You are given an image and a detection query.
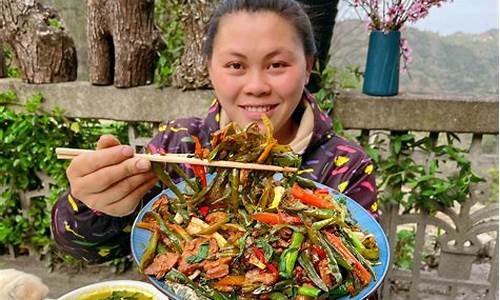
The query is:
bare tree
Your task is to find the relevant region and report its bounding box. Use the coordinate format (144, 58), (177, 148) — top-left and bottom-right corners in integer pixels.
(0, 0), (77, 83)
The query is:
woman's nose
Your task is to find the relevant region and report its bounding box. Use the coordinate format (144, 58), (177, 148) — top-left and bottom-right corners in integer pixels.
(243, 70), (271, 96)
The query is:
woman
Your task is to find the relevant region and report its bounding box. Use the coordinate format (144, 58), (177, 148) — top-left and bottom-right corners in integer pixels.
(52, 0), (376, 264)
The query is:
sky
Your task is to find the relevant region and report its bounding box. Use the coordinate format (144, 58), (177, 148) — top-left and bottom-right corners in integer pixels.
(339, 0), (499, 35)
(410, 0), (499, 35)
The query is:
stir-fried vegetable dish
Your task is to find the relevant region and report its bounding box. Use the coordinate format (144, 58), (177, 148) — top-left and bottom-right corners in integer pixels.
(138, 116), (380, 300)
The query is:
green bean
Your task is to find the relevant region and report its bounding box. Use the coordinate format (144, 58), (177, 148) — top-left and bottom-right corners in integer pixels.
(231, 168), (240, 211)
(320, 233), (353, 271)
(318, 235), (343, 284)
(139, 228), (159, 272)
(297, 286), (322, 297)
(170, 163), (199, 193)
(312, 217), (336, 231)
(279, 232), (304, 277)
(195, 217), (229, 235)
(298, 250), (328, 292)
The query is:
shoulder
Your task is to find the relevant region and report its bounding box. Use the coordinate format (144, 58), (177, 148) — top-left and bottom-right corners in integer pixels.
(302, 133), (373, 181)
(147, 117), (212, 154)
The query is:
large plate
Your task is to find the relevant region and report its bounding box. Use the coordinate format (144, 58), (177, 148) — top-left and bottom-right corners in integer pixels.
(131, 173), (390, 299)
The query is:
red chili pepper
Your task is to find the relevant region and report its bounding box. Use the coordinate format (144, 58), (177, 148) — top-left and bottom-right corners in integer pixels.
(312, 245), (327, 260)
(253, 247), (266, 263)
(314, 188), (330, 195)
(200, 206), (209, 217)
(191, 135), (207, 188)
(291, 184), (335, 209)
(251, 212), (302, 225)
(267, 262), (278, 274)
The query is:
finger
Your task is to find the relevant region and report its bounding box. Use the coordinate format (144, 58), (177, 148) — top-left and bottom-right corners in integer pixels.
(77, 157), (153, 193)
(96, 135), (121, 150)
(68, 145), (135, 178)
(82, 171), (156, 210)
(87, 171), (157, 208)
(102, 176), (159, 217)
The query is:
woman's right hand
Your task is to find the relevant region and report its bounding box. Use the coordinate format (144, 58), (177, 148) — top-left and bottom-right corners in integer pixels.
(66, 135), (158, 217)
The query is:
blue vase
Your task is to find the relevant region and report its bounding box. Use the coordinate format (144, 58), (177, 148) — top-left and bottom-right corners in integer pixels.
(362, 30), (401, 96)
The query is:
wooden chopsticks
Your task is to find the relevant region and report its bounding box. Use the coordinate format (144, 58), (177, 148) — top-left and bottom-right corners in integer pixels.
(55, 147), (298, 173)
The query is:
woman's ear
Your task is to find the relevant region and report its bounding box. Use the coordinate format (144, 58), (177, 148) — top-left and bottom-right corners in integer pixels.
(305, 56), (315, 85)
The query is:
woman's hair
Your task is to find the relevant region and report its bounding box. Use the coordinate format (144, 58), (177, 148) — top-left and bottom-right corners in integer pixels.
(203, 0), (316, 59)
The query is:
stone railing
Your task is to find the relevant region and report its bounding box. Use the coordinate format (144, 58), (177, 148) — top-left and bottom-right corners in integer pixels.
(1, 79), (498, 299)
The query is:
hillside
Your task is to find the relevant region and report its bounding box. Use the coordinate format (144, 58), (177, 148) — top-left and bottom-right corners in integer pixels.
(329, 20), (499, 95)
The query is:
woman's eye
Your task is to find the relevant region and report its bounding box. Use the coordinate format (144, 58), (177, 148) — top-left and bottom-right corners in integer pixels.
(228, 62), (242, 69)
(269, 62), (287, 69)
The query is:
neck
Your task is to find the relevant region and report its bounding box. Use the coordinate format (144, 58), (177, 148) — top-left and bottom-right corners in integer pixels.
(274, 118), (299, 145)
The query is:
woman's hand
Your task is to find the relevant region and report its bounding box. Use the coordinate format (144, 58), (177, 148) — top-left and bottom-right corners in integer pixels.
(66, 135), (158, 217)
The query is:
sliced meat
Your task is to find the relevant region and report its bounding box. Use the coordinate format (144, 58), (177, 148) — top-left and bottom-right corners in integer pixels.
(205, 211), (228, 224)
(203, 257), (232, 280)
(144, 252), (180, 279)
(205, 264), (230, 279)
(245, 268), (278, 286)
(179, 238), (209, 275)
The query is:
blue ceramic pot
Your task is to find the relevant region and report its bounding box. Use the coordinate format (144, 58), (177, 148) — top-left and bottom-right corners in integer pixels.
(362, 30), (401, 96)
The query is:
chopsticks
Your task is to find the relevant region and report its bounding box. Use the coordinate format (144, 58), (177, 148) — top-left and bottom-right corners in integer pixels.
(55, 147), (298, 173)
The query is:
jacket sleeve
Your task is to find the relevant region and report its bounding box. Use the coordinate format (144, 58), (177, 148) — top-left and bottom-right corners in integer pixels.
(51, 190), (137, 263)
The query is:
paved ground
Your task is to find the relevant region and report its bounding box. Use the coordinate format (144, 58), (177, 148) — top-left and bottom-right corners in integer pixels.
(0, 255), (143, 298)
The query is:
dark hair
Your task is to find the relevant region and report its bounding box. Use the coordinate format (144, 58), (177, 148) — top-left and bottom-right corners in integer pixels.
(203, 0), (316, 59)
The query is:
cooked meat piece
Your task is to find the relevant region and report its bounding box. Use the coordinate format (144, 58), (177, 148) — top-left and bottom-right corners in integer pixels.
(144, 252), (180, 279)
(203, 257), (233, 271)
(278, 227), (292, 239)
(205, 264), (230, 279)
(276, 238), (291, 248)
(179, 238), (209, 275)
(245, 269), (278, 286)
(205, 211), (228, 224)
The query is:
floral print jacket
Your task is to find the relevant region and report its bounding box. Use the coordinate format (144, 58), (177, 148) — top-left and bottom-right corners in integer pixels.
(51, 93), (377, 263)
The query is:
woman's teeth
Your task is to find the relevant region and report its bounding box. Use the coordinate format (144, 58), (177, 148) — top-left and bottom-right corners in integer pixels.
(243, 105), (274, 112)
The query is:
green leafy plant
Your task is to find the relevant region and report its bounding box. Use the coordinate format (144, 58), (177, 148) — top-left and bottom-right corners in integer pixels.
(365, 132), (484, 213)
(394, 228), (416, 270)
(0, 91), (129, 258)
(2, 44), (21, 78)
(47, 18), (64, 30)
(154, 0), (185, 87)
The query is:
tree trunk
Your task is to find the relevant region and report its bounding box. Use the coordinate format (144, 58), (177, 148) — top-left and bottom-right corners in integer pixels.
(87, 0), (158, 88)
(0, 46), (5, 78)
(171, 0), (216, 90)
(297, 0), (339, 93)
(0, 0), (77, 83)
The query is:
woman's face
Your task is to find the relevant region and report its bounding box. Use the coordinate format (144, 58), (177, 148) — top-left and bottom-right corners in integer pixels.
(208, 11), (313, 144)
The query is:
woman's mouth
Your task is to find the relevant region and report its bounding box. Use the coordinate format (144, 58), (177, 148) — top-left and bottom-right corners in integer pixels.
(239, 104), (279, 119)
(240, 104), (278, 112)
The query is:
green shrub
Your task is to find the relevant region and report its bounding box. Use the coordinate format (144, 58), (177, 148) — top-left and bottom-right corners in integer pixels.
(0, 91), (129, 256)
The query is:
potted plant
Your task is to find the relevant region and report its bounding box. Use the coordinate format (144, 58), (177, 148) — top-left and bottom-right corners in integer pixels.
(346, 0), (452, 96)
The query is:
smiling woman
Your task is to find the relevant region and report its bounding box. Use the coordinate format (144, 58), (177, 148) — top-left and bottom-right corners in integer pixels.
(51, 3), (378, 297)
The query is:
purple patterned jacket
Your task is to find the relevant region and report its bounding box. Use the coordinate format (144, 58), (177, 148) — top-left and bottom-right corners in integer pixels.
(51, 93), (377, 263)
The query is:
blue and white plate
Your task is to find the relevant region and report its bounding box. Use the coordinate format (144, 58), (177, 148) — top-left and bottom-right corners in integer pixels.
(131, 173), (390, 299)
